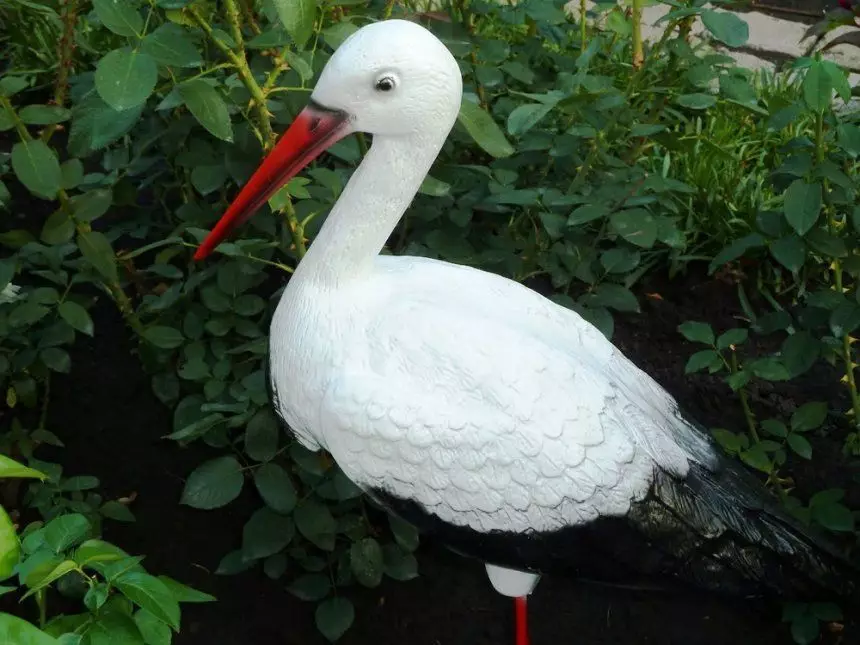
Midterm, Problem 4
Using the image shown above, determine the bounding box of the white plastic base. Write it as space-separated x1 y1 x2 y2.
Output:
485 564 541 597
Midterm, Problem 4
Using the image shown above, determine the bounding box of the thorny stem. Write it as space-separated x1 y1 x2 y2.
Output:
580 0 587 52
43 0 78 143
814 109 860 425
189 3 305 257
730 351 760 443
631 0 644 69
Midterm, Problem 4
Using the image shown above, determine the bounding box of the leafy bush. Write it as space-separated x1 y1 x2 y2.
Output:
1 0 858 643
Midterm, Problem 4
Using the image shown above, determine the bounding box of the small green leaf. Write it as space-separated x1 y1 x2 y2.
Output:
740 444 772 474
610 209 657 248
787 433 813 459
750 358 791 381
115 572 181 630
93 0 144 37
701 9 748 46
506 102 555 136
676 93 717 110
254 463 297 515
761 419 788 438
0 456 47 480
781 331 819 378
180 456 244 510
685 349 721 374
178 80 233 142
349 538 384 588
134 609 172 645
72 189 113 222
584 284 639 313
76 230 118 282
568 203 608 226
315 597 355 642
142 326 185 350
58 302 94 336
11 140 62 200
0 613 60 644
41 348 71 373
830 302 860 337
95 48 158 111
783 180 821 237
678 321 714 345
44 514 91 553
294 499 336 550
790 402 827 433
242 508 294 560
0 507 20 580
157 575 216 603
803 60 832 112
141 23 202 67
716 328 748 350
811 502 854 532
245 409 279 462
19 105 71 125
286 573 330 601
769 235 805 273
272 0 317 48
457 100 514 159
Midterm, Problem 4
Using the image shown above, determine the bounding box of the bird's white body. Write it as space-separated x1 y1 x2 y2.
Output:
261 18 722 599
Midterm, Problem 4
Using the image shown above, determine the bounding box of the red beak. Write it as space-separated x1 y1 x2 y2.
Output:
193 101 351 261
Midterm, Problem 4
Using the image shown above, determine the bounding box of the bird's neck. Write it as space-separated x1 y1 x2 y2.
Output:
292 133 443 288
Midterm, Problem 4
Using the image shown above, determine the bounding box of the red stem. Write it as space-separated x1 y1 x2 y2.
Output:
515 596 529 645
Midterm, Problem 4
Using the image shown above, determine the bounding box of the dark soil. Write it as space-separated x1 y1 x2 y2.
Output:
21 264 855 645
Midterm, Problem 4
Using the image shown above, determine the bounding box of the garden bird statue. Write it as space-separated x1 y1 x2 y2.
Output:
194 18 858 645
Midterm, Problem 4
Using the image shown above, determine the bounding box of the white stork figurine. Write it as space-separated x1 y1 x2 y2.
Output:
194 19 857 644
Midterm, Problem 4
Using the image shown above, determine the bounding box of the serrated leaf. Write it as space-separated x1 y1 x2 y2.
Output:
44 514 91 553
315 597 354 642
272 0 317 48
457 100 514 159
141 23 202 67
115 572 180 630
254 463 297 514
157 575 215 603
245 408 279 462
790 402 827 433
783 180 821 236
294 500 336 550
93 0 143 37
180 456 243 510
11 140 62 200
58 301 94 336
242 507 294 560
178 80 233 142
716 328 748 349
701 9 749 47
803 60 832 112
610 209 657 248
770 235 805 273
134 609 172 645
95 48 158 111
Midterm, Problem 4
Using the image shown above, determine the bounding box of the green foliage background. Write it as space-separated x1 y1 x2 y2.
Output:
1 0 859 643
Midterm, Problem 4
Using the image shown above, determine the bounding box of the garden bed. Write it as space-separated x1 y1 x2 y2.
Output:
38 264 856 645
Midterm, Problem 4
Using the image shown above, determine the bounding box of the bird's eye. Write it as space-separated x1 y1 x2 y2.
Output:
375 76 396 92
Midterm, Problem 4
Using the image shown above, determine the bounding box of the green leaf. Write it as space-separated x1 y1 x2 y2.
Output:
73 539 128 568
72 188 113 222
180 456 244 510
61 160 84 189
457 100 514 159
769 235 805 273
678 321 714 345
11 140 62 200
837 123 860 157
115 572 181 630
781 331 819 378
0 613 59 645
787 433 813 459
676 93 717 110
790 402 827 433
383 544 418 581
242 507 294 560
19 105 71 125
700 10 749 47
0 456 48 480
684 349 721 374
142 326 184 350
294 499 336 550
59 301 94 336
830 302 860 337
95 48 158 111
77 230 118 282
506 103 555 136
749 357 791 381
93 0 144 37
783 180 821 237
141 23 202 67
803 61 832 112
716 328 748 350
41 348 71 373
157 576 215 603
22 560 77 598
134 609 172 645
568 203 608 226
315 597 354 642
44 514 91 553
761 419 788 438
740 444 772 474
584 284 639 313
178 80 233 142
388 515 419 552
86 610 146 645
286 573 330 601
790 614 820 645
728 370 750 391
254 463 297 514
272 0 317 48
709 233 765 274
349 538 384 588
245 409 279 462
610 209 657 247
812 502 854 532
0 506 20 580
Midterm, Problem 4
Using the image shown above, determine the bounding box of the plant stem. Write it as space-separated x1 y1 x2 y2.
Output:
36 589 47 628
42 0 78 143
730 351 760 442
631 0 644 69
580 0 587 52
834 263 860 427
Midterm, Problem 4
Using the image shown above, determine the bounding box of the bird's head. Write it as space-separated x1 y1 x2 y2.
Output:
194 19 463 261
